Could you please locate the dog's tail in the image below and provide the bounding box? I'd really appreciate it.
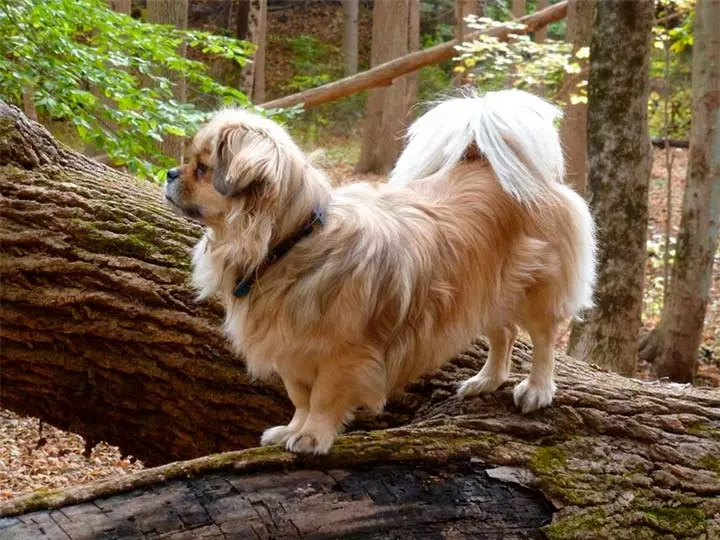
[389,89,564,203]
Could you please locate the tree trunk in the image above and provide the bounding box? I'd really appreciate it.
[0,100,292,467]
[566,0,654,376]
[640,0,720,383]
[355,0,419,175]
[406,0,420,110]
[512,0,526,19]
[535,0,549,42]
[146,0,189,163]
[343,0,359,76]
[559,0,594,197]
[453,0,477,86]
[1,100,720,540]
[107,0,130,14]
[239,0,267,104]
[235,0,251,40]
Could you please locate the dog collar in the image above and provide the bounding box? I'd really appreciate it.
[233,209,326,298]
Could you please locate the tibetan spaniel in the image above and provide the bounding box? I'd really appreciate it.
[164,89,596,455]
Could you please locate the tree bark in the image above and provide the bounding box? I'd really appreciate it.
[512,0,526,19]
[146,0,189,163]
[640,0,720,383]
[0,100,292,467]
[354,0,418,175]
[1,100,720,540]
[566,0,654,376]
[343,0,359,76]
[107,0,131,14]
[261,1,568,111]
[535,0,549,42]
[559,0,594,197]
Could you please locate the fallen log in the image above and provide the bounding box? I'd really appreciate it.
[1,103,719,539]
[262,1,568,111]
[1,342,718,538]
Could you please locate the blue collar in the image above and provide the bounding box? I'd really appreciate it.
[233,209,326,298]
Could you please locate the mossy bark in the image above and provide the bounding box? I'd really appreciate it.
[567,0,655,376]
[1,101,719,539]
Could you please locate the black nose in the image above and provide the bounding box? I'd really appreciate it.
[166,168,181,183]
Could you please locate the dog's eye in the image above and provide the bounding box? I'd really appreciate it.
[196,163,208,177]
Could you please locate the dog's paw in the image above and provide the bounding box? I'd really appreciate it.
[286,430,335,455]
[513,378,556,413]
[260,425,294,446]
[457,372,508,398]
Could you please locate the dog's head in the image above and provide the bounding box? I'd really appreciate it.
[165,109,331,285]
[164,109,307,227]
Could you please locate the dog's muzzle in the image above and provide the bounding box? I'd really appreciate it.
[164,167,183,204]
[163,168,201,219]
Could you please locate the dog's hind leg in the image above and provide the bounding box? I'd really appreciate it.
[260,378,310,447]
[457,325,517,398]
[513,319,559,413]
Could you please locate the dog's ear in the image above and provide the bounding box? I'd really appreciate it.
[212,126,282,197]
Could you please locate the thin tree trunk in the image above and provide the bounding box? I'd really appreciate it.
[512,0,526,19]
[566,0,654,376]
[453,0,477,86]
[535,0,548,42]
[239,0,266,104]
[355,0,418,174]
[343,0,359,76]
[21,87,36,122]
[235,0,251,39]
[560,0,594,197]
[146,0,189,163]
[406,0,420,109]
[107,0,130,13]
[641,0,720,383]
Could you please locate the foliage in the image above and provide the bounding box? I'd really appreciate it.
[0,0,258,178]
[282,35,338,92]
[648,0,695,140]
[453,16,581,103]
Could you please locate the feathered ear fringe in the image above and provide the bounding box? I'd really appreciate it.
[212,125,285,198]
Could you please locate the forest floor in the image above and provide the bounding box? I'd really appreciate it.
[1,147,718,502]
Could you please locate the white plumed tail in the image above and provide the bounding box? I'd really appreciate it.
[390,89,565,203]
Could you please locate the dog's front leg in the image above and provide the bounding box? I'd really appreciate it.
[260,377,310,447]
[285,368,354,455]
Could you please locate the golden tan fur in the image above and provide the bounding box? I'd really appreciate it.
[164,95,595,454]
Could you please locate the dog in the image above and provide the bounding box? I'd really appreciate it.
[164,89,596,455]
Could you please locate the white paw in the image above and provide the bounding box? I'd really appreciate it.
[513,378,556,413]
[260,425,294,446]
[286,430,335,455]
[457,372,508,398]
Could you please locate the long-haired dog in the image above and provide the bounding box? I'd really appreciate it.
[164,89,596,455]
